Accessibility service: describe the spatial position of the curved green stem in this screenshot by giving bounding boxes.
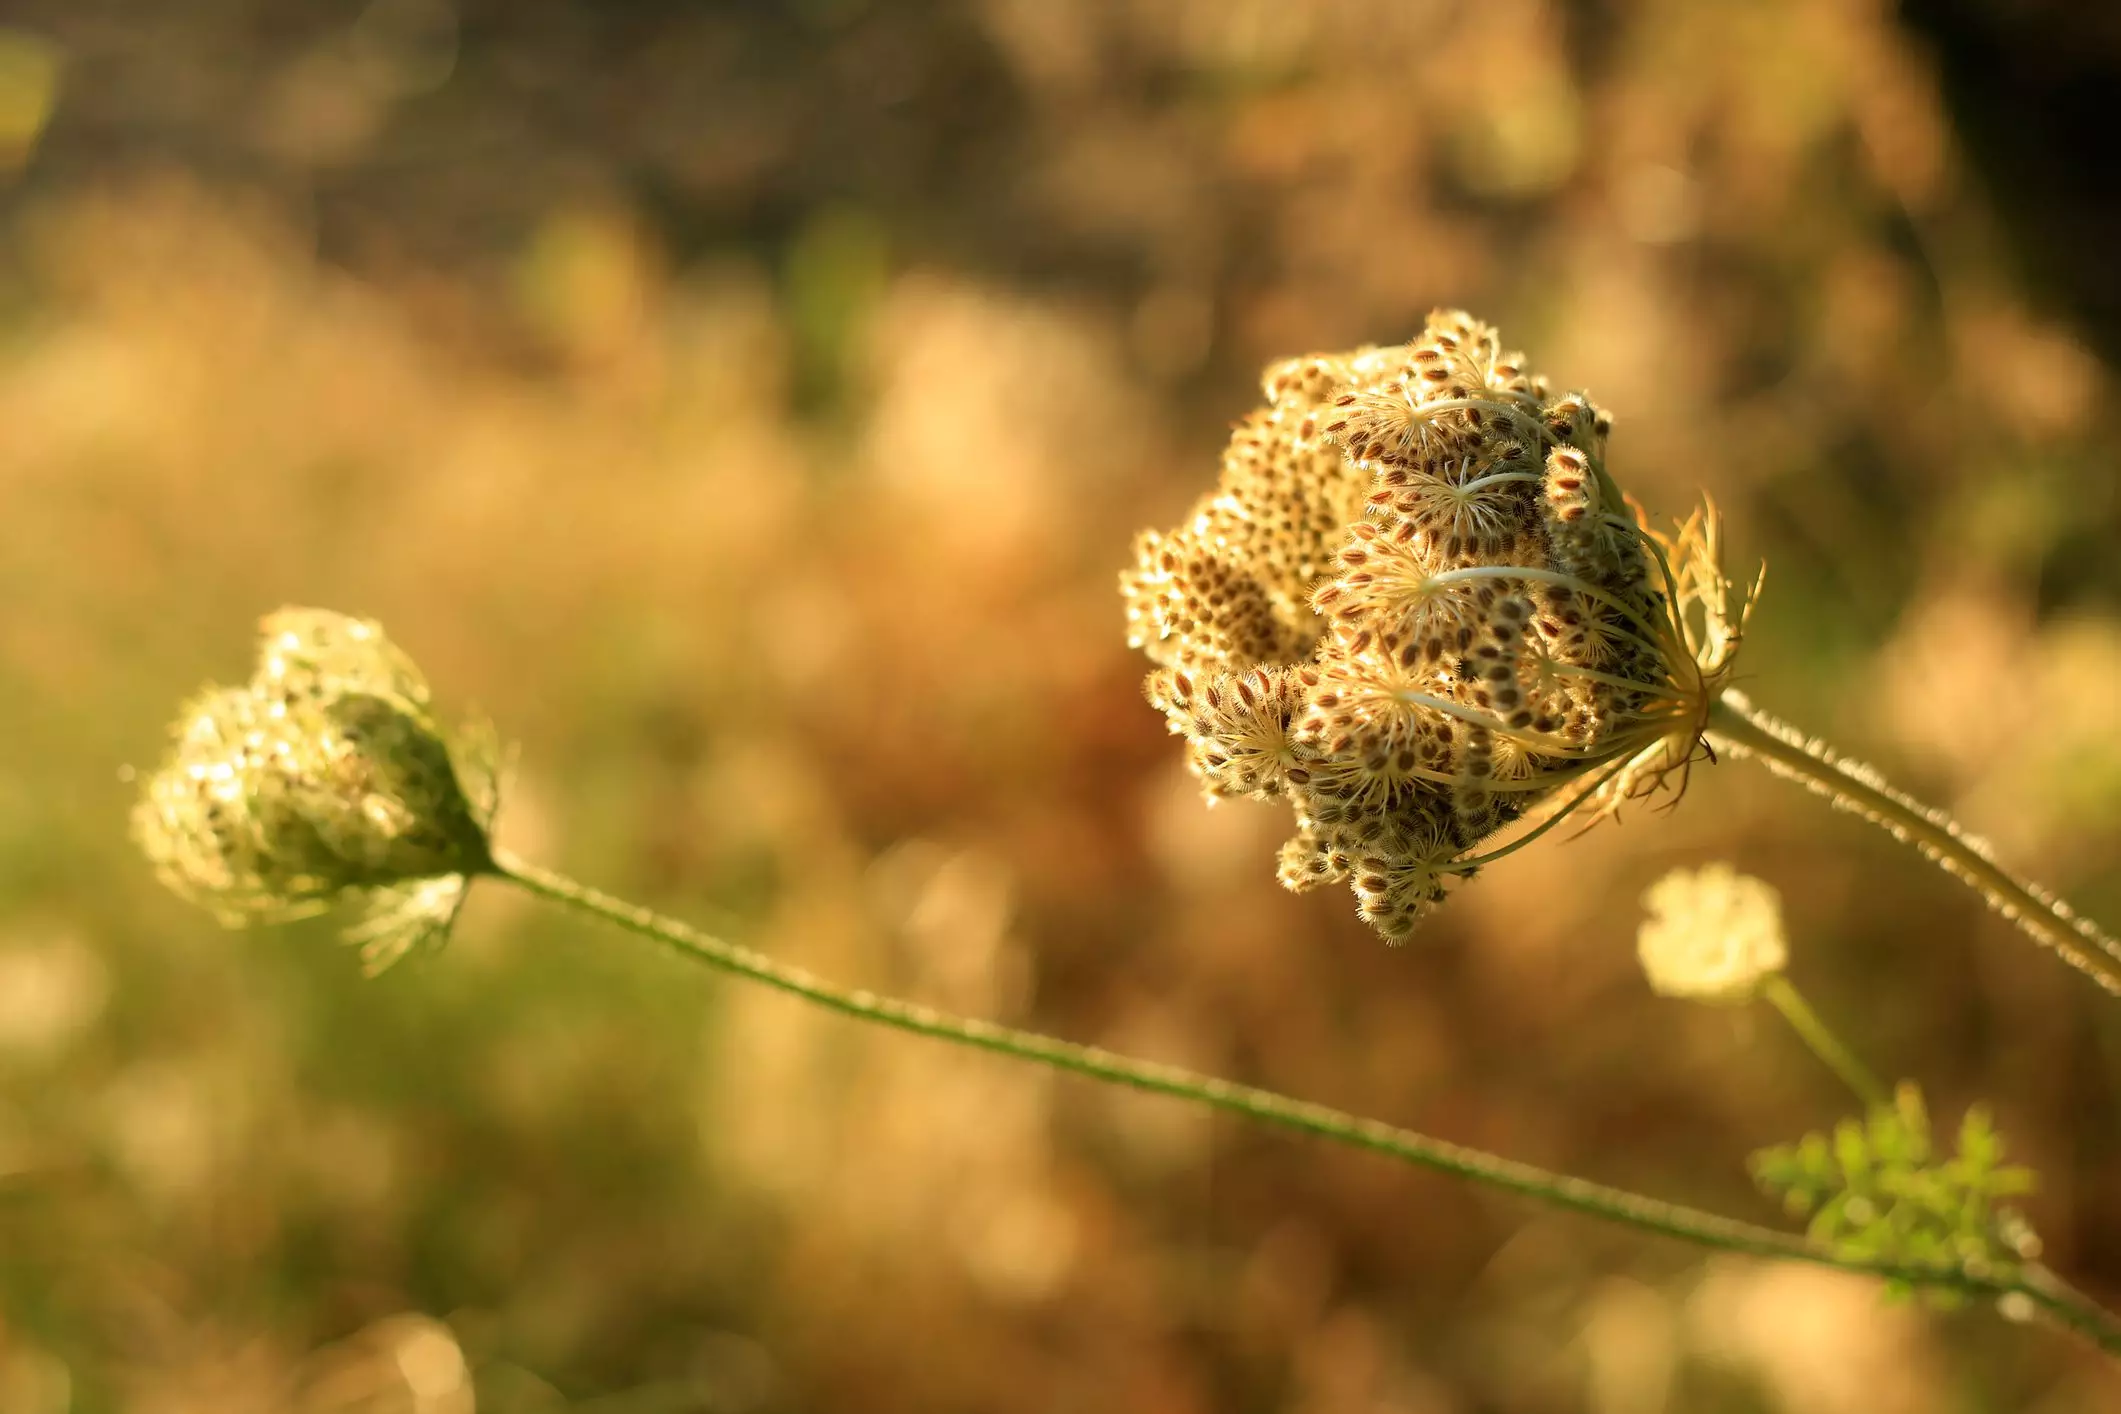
[1706,693,2121,997]
[1759,976,1887,1108]
[488,846,2121,1355]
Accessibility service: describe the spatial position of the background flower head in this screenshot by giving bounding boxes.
[1637,862,1789,1002]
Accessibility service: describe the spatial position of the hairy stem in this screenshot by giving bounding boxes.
[1706,692,2121,997]
[489,846,2121,1353]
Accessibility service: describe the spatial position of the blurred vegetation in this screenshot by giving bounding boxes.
[1,1,2118,1410]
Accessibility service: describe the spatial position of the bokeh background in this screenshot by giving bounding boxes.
[3,1,2119,1409]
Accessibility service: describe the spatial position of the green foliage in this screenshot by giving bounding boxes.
[1750,1083,2041,1301]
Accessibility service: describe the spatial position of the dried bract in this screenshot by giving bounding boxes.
[1123,311,1754,941]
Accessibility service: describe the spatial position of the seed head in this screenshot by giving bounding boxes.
[1636,863,1788,1002]
[1122,310,1756,941]
[132,609,500,971]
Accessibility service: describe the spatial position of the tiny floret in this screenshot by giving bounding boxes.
[1636,863,1787,1002]
[132,608,501,971]
[1122,311,1756,941]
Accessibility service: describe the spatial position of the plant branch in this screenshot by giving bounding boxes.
[1707,692,2121,997]
[488,845,2121,1355]
[1760,976,1887,1108]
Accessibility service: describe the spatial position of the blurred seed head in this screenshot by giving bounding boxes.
[132,608,500,971]
[1636,863,1787,1002]
[1123,310,1755,941]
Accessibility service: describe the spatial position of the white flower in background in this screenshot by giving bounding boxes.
[1637,863,1787,1002]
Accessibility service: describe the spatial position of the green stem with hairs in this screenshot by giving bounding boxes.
[1706,692,2121,997]
[487,845,2121,1356]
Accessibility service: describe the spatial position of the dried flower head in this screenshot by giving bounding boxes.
[132,609,501,971]
[1636,863,1788,1002]
[1123,310,1756,940]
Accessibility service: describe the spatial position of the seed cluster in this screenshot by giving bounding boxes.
[1123,311,1729,940]
[133,609,497,965]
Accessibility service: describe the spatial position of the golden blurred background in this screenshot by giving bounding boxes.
[2,1,2118,1409]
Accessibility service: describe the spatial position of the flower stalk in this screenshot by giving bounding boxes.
[491,845,2121,1354]
[131,607,2121,1356]
[1760,975,1888,1109]
[1706,691,2121,997]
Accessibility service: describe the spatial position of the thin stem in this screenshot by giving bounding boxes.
[2025,1268,2121,1357]
[1457,471,1547,493]
[487,846,2121,1353]
[1759,976,1887,1108]
[1549,660,1686,697]
[1427,565,1677,661]
[1380,689,1594,762]
[1445,753,1637,872]
[1706,693,2121,997]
